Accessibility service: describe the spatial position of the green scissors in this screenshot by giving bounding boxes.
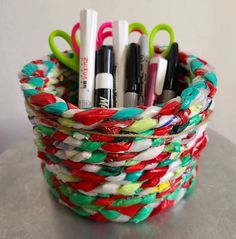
[128,23,174,58]
[149,24,175,59]
[48,23,80,72]
[128,22,148,36]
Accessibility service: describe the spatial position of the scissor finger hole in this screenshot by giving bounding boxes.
[53,36,74,55]
[153,30,171,53]
[97,22,112,47]
[149,24,175,58]
[101,31,113,45]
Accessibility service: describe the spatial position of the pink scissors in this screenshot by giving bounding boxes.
[72,21,113,52]
[96,22,113,47]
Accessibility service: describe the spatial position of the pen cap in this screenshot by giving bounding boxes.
[95,46,113,74]
[79,9,98,56]
[125,43,140,93]
[79,9,98,108]
[163,42,179,91]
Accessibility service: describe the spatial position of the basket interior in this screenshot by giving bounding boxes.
[50,57,191,107]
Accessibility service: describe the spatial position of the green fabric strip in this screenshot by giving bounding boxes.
[84,151,107,163]
[129,206,153,223]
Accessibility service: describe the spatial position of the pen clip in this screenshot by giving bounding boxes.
[48,30,80,72]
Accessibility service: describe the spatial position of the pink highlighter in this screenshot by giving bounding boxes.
[144,55,168,106]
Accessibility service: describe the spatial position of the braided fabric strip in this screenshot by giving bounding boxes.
[19,51,217,222]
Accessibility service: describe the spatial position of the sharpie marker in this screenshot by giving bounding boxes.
[95,46,114,108]
[144,56,168,106]
[112,20,128,107]
[162,42,179,103]
[138,35,149,104]
[79,9,98,108]
[124,43,140,107]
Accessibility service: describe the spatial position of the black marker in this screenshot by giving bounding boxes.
[124,43,140,107]
[162,42,179,103]
[95,46,114,108]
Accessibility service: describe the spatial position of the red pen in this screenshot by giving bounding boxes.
[144,55,168,106]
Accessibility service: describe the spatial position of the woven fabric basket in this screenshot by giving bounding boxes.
[19,51,217,223]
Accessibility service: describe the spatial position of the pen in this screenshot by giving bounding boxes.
[124,43,140,107]
[94,46,114,108]
[144,55,168,106]
[79,9,98,108]
[162,42,179,103]
[138,34,149,104]
[112,20,129,107]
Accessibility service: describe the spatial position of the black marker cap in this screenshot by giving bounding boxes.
[163,42,179,91]
[125,43,140,93]
[95,45,113,74]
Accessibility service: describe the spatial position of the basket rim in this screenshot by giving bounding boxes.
[19,51,217,135]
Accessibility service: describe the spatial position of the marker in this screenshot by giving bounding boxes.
[144,56,168,106]
[124,43,140,107]
[112,20,128,107]
[138,35,149,104]
[162,42,179,103]
[95,46,114,108]
[79,9,98,108]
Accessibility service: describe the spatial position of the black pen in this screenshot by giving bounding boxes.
[162,42,179,103]
[124,43,140,107]
[94,46,114,108]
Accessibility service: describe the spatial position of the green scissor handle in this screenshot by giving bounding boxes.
[149,24,175,59]
[128,22,148,36]
[48,30,80,72]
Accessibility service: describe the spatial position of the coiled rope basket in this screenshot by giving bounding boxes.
[19,51,217,223]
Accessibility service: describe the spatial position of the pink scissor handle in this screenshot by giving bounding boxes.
[71,22,80,56]
[97,22,113,48]
[99,30,112,45]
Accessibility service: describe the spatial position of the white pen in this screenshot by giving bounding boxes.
[138,34,149,104]
[79,9,98,108]
[112,20,128,107]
